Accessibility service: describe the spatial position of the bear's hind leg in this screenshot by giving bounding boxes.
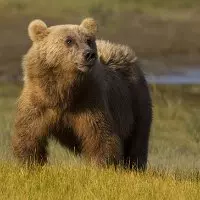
[123,108,152,171]
[123,132,149,171]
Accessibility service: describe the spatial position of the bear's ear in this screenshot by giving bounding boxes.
[80,18,98,35]
[28,19,49,42]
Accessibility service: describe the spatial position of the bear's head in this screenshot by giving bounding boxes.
[27,18,98,74]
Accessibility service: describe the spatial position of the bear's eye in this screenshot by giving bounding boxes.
[65,37,74,46]
[86,39,93,47]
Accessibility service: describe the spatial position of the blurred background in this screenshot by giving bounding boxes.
[0,0,199,170]
[1,0,200,82]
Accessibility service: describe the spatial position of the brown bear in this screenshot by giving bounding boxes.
[12,18,152,170]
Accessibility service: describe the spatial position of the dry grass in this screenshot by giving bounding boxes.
[0,163,200,200]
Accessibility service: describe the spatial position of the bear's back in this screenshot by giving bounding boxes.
[96,40,137,69]
[96,40,137,137]
[96,40,150,138]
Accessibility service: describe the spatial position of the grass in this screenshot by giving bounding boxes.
[0,1,200,198]
[149,84,200,169]
[0,83,199,199]
[1,0,200,19]
[0,164,200,200]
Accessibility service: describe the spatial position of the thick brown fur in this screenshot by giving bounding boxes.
[12,18,152,170]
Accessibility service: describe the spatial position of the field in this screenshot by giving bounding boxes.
[0,0,200,199]
[0,164,199,200]
[0,83,200,199]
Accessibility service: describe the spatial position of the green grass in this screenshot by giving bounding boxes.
[1,0,200,19]
[0,83,200,199]
[149,84,200,169]
[0,0,200,13]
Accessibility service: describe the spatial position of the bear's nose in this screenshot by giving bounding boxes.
[84,50,96,63]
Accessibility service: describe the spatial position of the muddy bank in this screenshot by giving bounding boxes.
[1,13,200,82]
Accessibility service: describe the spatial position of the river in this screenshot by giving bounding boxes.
[146,66,200,84]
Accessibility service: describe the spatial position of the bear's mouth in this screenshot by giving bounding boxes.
[77,64,93,72]
[77,60,96,72]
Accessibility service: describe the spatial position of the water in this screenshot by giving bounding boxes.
[146,67,200,84]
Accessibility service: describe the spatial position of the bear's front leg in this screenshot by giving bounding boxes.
[12,105,54,166]
[71,111,122,167]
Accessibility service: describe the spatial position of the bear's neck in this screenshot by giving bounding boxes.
[25,63,103,111]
